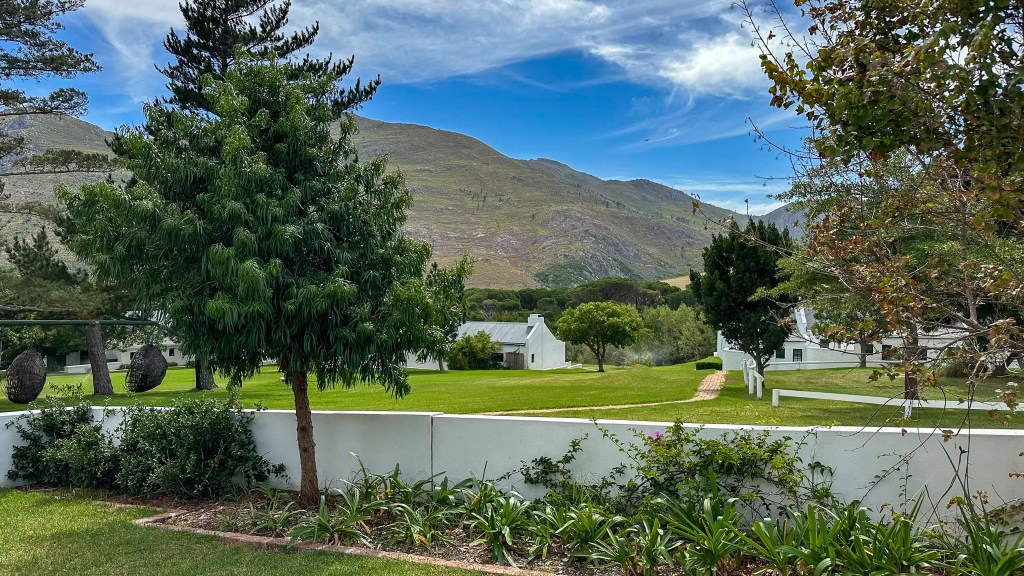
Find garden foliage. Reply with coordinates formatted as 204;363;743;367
6;389;280;497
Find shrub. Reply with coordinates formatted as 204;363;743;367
6;387;112;487
7;390;281;499
515;424;833;517
446;331;499;370
117;398;282;498
694;357;722;370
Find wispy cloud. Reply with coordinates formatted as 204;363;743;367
76;0;761;96
660;177;789;215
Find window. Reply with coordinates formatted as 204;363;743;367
168;348;176;357
775;347;786;359
129;352;136;360
792;349;803;362
881;344;896;360
491;352;504;366
531;354;535;363
860;343;875;355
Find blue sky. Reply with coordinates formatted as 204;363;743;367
54;0;808;214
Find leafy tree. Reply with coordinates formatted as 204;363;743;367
141;0;379;390
157;0;376;113
0;0;115;205
60;56;449;507
569;277;661;308
636;305;716;366
416;260;472;371
0;1;119;381
446;331;499;370
555;301;645;372
690;220;795;376
1;230;137;393
742;0;1024;398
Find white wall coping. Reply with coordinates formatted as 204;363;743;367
771;389;1014;412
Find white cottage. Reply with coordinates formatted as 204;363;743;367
716;307;964;371
407;314;568;370
64;338;192;373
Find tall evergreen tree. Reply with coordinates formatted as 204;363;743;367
0;0;115;204
690;220;795;376
146;0;379;389
157;0;377;113
61;56;450;506
1;230;140;394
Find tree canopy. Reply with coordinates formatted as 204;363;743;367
691;220;794;375
158;0;377;113
60;55;454;505
0;0;115;203
555;301;645;372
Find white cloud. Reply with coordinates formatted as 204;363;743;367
74;0;760;97
656;32;764;98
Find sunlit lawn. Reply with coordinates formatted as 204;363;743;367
2;363;1019;429
0;490;479;576
0;363;706;414
523;369;1023;429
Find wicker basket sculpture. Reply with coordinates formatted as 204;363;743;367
5;348;46;404
125;344;169;393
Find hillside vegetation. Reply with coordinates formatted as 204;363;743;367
2;114;798;288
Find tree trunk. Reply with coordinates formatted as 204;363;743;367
595;344;605;372
290;370;319;508
194;356;218;390
437;356;446;372
858;338;868;369
753;355;766;377
85;322;113;396
903;326;923;401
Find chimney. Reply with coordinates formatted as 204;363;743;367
527;314;543;327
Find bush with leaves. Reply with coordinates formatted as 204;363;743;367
446;331;500;370
117;398;282;498
7;389;280;498
514;424;833;517
6;388;118;489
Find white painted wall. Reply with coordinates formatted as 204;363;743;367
524;315;568;370
1;408;1020;518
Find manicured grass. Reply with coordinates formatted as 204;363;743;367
521;369;1023;429
0;490;479;576
0;363;705;414
2;364;1018;429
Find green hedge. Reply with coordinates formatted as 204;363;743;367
694;356;723;370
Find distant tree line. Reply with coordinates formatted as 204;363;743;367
465;277;697;324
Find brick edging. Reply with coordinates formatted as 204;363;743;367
133;512;553;576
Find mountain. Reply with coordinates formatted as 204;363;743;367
0;114;792;288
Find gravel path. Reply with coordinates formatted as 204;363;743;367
481;370;728;416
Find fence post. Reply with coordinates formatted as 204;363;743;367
772;388;780;407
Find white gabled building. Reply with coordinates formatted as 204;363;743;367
64;338;192;373
716;307;965;371
407;314;568;370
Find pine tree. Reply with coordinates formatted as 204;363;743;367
146;0;380;389
0;0;115;204
157;0;378;113
690;220;795;376
61;56;452;505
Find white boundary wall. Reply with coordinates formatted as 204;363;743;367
1;408;1022;516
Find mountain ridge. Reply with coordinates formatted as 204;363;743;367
1;114;802;288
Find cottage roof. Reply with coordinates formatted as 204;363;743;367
458;321;534;345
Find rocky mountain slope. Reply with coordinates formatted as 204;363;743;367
1;114;801;287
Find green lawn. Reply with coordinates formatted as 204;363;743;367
0;363;705;414
2;364;1019;429
0;490;478;576
521;369;1023;428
